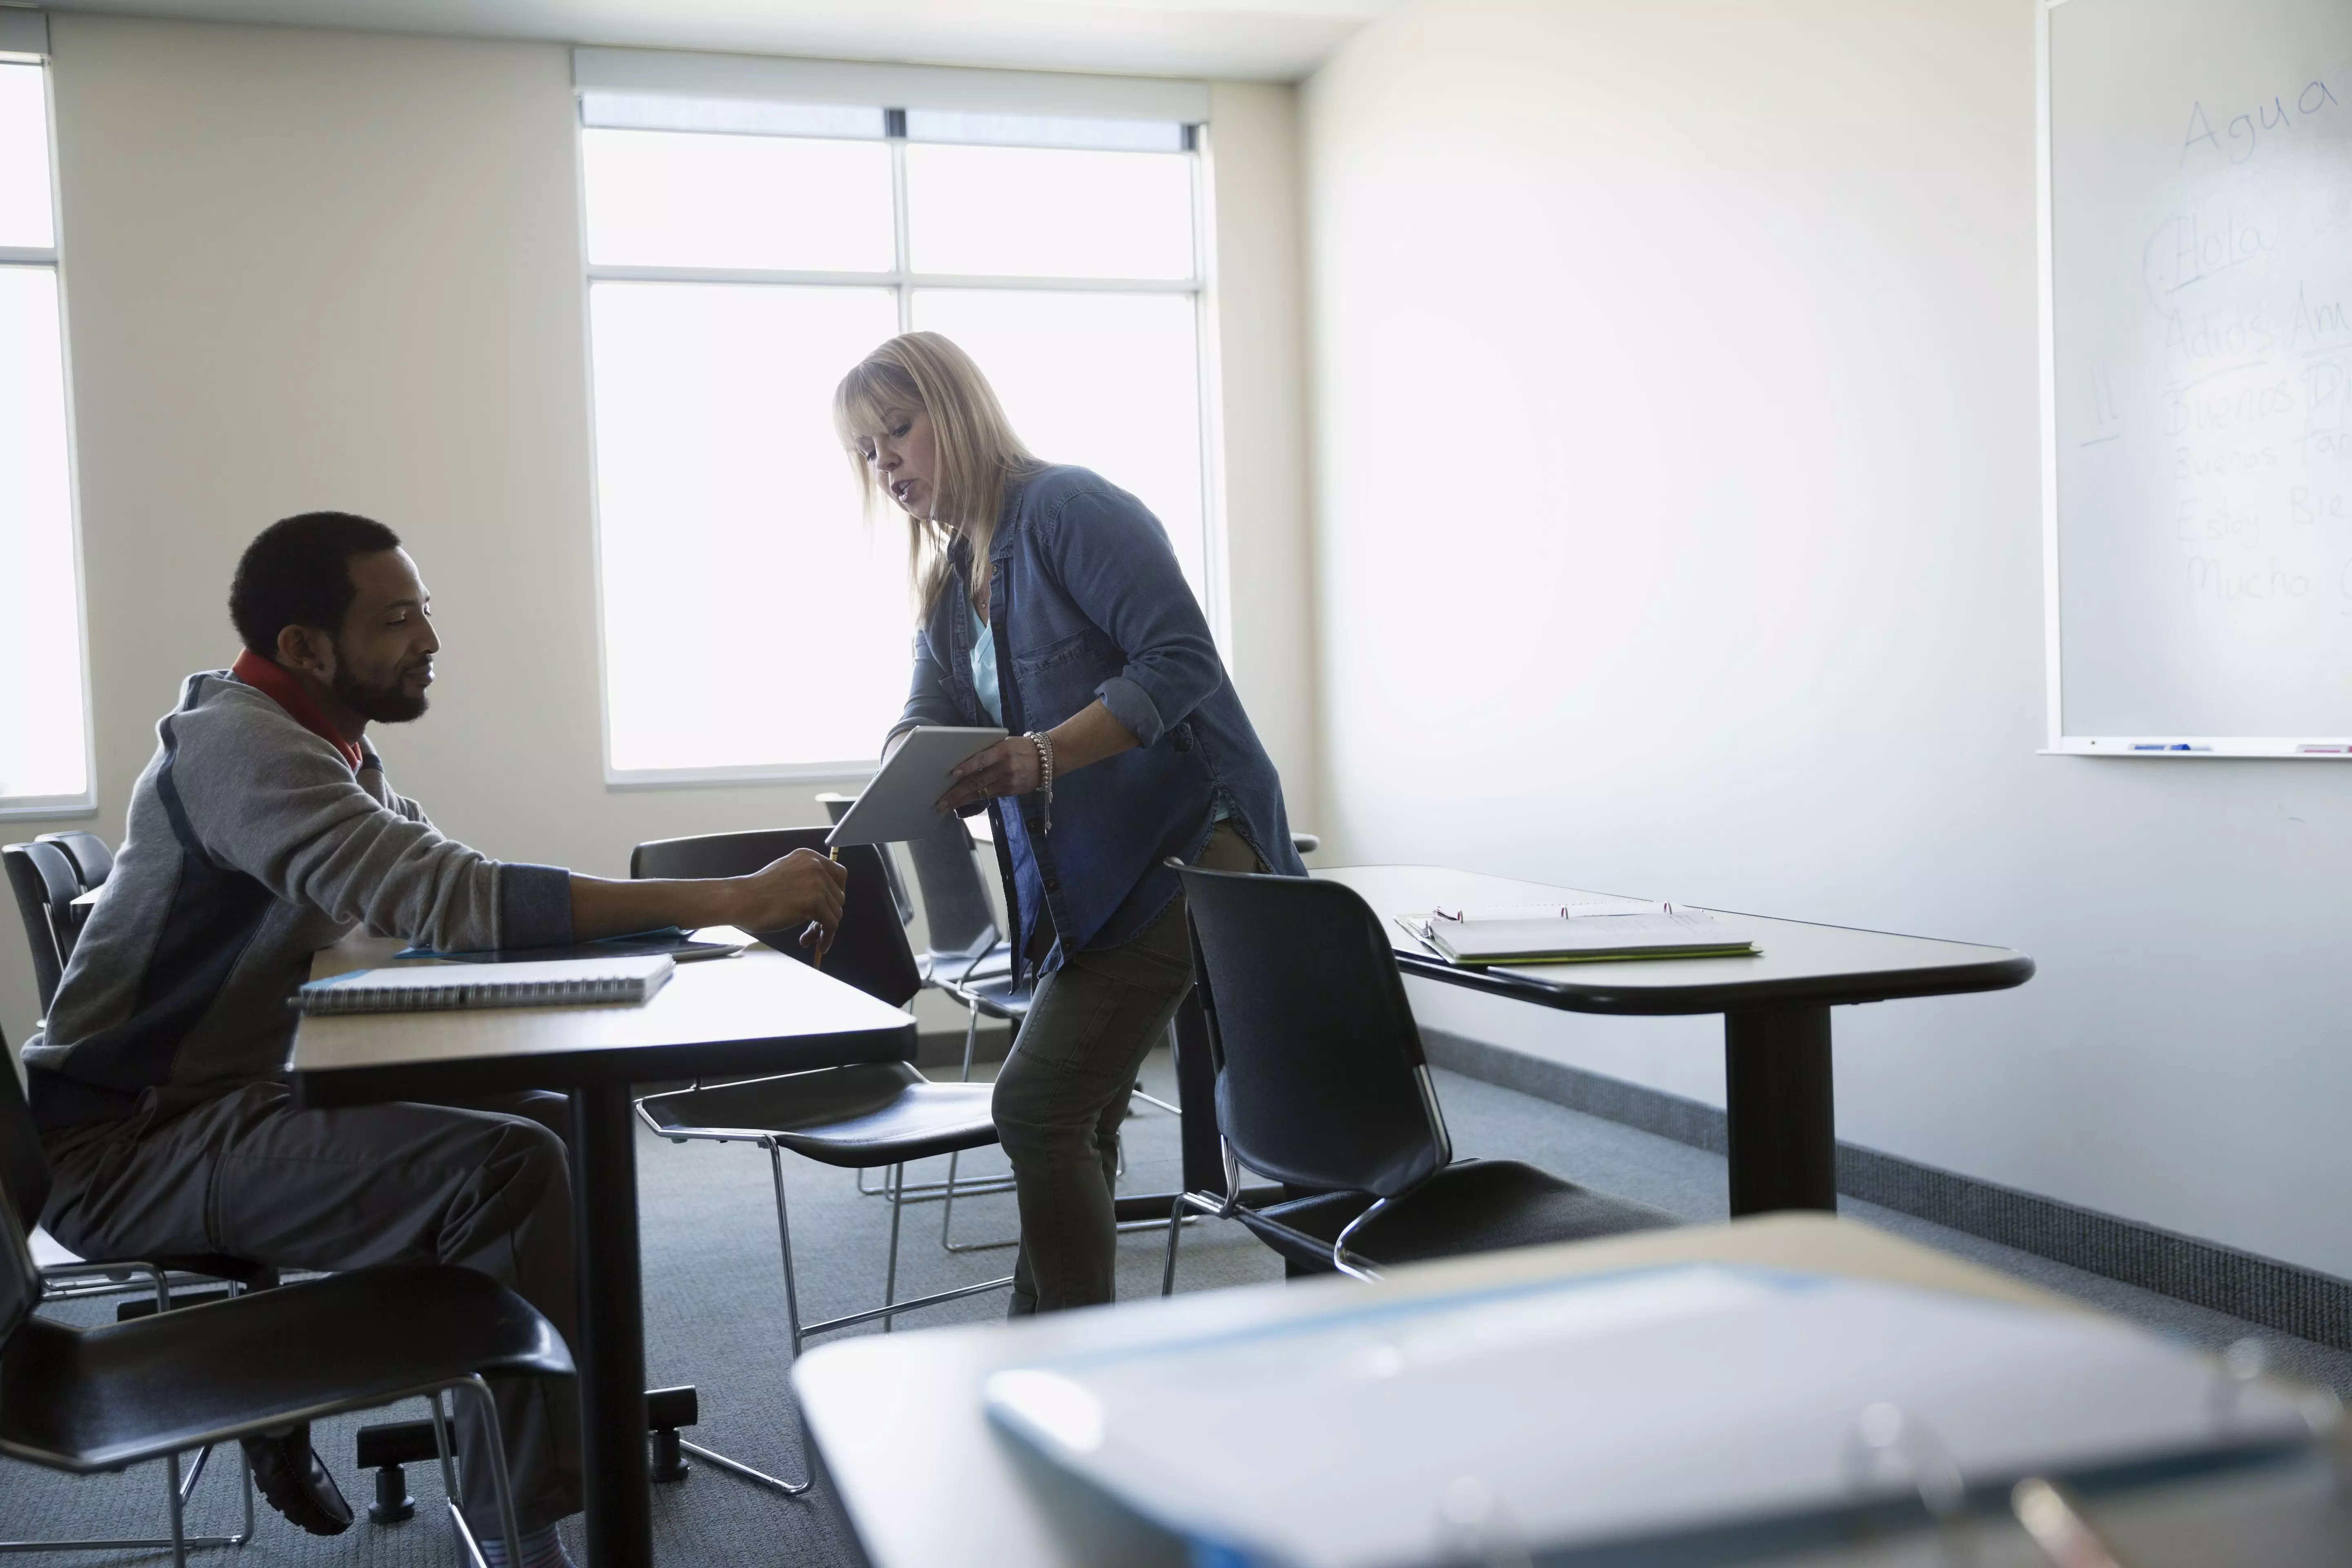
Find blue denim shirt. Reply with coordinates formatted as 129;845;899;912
889;466;1305;978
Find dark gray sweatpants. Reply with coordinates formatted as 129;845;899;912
38;1082;581;1538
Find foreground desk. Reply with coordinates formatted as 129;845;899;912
289;933;918;1568
797;1213;2346;1568
1313;867;2035;1215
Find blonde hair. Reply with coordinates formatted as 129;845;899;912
834;332;1045;616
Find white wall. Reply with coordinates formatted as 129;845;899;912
1207;80;1321;842
0;14;1316;1046
1303;0;2352;1277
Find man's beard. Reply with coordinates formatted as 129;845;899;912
333;662;430;724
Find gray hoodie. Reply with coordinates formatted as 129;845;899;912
24;670;570;1131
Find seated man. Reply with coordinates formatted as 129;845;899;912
22;512;846;1568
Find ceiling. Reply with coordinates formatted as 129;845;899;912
31;0;1407;81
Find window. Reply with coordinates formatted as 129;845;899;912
0;46;92;815
579;90;1213;780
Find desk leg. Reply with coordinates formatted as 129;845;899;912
571;1085;651;1568
1722;1005;1838;1216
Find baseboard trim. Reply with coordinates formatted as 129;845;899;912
1422;1028;2352;1352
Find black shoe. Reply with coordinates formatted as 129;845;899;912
241;1424;353;1536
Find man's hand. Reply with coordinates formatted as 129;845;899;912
732;849;849;951
937;737;1044;812
569;848;849;947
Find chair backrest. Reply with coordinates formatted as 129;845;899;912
0;1027;42;1348
2;842;78;1012
1177;866;1450;1199
0;1147;39;1352
628;830;922;1009
899;812;1002;966
35;832;112;892
814;793;914;927
0;1029;49;1235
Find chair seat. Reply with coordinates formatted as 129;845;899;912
30;1226;274;1290
931;941;1013;985
1239;1160;1678;1275
0;1264;570;1474
638;1062;1000;1169
940;969;1030;1022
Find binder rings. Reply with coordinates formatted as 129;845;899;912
292;955;675;1016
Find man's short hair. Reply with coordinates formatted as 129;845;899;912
228;512;404;658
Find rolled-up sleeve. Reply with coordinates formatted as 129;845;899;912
1046;488;1222;748
497;863;574;950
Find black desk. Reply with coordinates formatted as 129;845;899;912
288;932;917;1568
1288;866;2035;1215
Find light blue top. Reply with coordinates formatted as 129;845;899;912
968;600;1002;727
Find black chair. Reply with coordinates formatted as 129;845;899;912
1160;867;1678;1291
4;842;81;1016
0;1172;567;1568
627;829;1013;1496
813;793;914;933
35;832;113;892
0;1029;287;1557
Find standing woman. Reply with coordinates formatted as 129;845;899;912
837;332;1305;1316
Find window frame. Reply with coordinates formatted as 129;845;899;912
0;40;98;820
575;90;1227;789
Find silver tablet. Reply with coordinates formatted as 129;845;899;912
824;726;1007;847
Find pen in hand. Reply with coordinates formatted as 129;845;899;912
810;846;840;970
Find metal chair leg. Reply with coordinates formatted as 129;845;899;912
938;1004;1024;1253
664;1142;818;1497
938;1009;978;1225
427;1392;465;1540
769;1143;805;1361
883;1163;904;1333
455;1377;525;1563
165;1453;187;1568
1131;1021;1184;1117
1161;1192;1185;1296
693;1145;1013;1503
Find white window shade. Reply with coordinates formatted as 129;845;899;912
580;92;885;140
573;47;1208;125
0;9;45;58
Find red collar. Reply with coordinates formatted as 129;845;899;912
230;650;365;772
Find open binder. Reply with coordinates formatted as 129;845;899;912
983;1264;2330;1568
1396;902;1760;964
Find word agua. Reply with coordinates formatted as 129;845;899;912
2183;76;2340;165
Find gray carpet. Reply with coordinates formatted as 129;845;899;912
5;1053;2347;1565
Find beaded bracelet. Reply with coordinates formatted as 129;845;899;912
1023;730;1056;835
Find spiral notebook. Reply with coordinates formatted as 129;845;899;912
292;955;675;1016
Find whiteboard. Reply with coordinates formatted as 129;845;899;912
2042;0;2352;756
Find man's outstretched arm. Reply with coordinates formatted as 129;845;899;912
570;849;847;946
